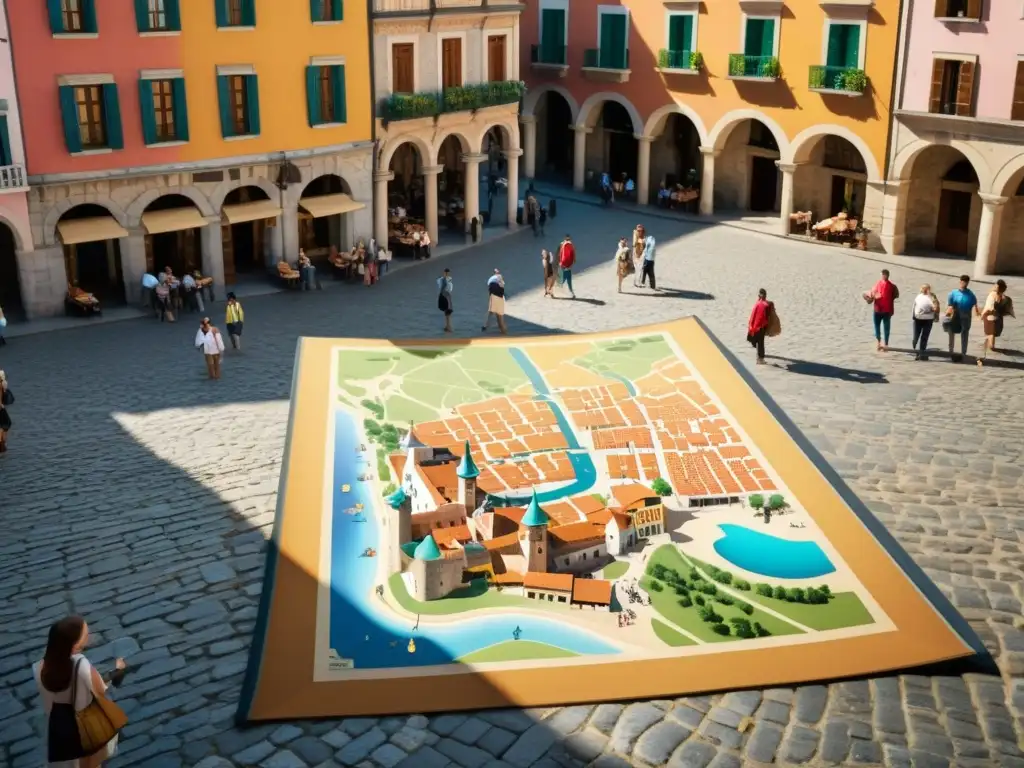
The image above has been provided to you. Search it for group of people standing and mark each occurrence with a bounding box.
[615,224,658,293]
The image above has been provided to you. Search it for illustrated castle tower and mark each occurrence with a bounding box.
[456,440,479,509]
[519,489,550,573]
[384,486,412,575]
[400,423,431,491]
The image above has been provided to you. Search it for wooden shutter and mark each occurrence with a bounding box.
[58,86,82,153]
[744,19,765,56]
[309,0,320,20]
[933,0,946,16]
[1012,60,1024,121]
[217,75,233,136]
[0,116,12,166]
[928,58,945,113]
[242,0,256,26]
[46,0,64,33]
[102,84,123,150]
[965,0,981,19]
[761,18,775,57]
[166,0,181,30]
[138,79,157,144]
[668,15,692,53]
[215,0,229,27]
[173,78,189,141]
[245,75,261,135]
[82,0,98,33]
[333,0,344,20]
[540,9,565,63]
[134,0,150,32]
[392,44,414,93]
[442,38,462,88]
[954,61,975,116]
[333,65,347,123]
[306,66,321,126]
[488,35,507,81]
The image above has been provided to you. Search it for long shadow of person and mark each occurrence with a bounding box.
[766,356,888,384]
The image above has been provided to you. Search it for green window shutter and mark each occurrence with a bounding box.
[309,0,319,21]
[306,66,321,126]
[82,0,98,33]
[600,14,626,68]
[241,0,256,26]
[166,0,181,31]
[138,79,157,144]
[744,19,764,56]
[333,0,343,20]
[333,65,347,124]
[843,24,860,68]
[825,24,843,67]
[0,116,12,166]
[134,0,150,32]
[215,0,229,27]
[47,0,64,33]
[668,15,692,52]
[102,83,123,149]
[245,74,260,135]
[58,85,82,153]
[540,9,564,60]
[761,18,775,57]
[173,78,189,141]
[217,75,233,137]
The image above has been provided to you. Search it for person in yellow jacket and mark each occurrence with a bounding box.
[225,293,245,351]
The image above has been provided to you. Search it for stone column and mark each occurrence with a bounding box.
[280,205,299,266]
[422,165,443,244]
[878,180,909,255]
[120,229,147,304]
[373,170,394,245]
[635,135,654,205]
[974,193,1008,280]
[461,153,486,233]
[572,126,591,191]
[698,146,721,216]
[503,148,523,228]
[776,162,797,236]
[521,116,537,179]
[201,218,227,297]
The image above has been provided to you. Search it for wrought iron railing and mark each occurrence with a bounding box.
[0,164,26,190]
[380,81,526,121]
[531,44,567,66]
[657,49,697,70]
[727,54,780,79]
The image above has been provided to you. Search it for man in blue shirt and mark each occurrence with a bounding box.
[946,274,981,362]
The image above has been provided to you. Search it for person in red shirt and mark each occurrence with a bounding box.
[747,288,772,364]
[557,235,577,299]
[866,269,899,351]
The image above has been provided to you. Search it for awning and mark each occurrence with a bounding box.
[142,207,207,235]
[57,216,130,245]
[221,199,283,225]
[298,193,366,219]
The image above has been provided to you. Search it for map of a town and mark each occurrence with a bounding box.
[238,321,980,721]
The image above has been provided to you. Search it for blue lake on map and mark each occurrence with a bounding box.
[327,409,620,669]
[712,524,837,580]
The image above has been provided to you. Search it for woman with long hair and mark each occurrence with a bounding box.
[541,249,555,297]
[35,616,126,767]
[978,279,1015,366]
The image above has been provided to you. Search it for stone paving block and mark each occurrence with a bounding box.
[369,743,407,768]
[780,724,820,764]
[335,728,387,765]
[435,736,493,768]
[502,722,559,767]
[477,726,517,756]
[607,702,665,754]
[745,721,783,763]
[794,685,829,725]
[632,720,690,765]
[394,746,450,768]
[261,750,307,768]
[430,713,469,736]
[589,703,625,735]
[323,727,352,750]
[545,705,593,736]
[289,736,335,764]
[563,728,607,762]
[451,716,491,744]
[233,740,277,765]
[706,754,741,768]
[721,690,761,717]
[388,726,428,753]
[668,739,718,768]
[669,705,707,729]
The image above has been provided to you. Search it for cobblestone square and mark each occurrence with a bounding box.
[2,199,1023,768]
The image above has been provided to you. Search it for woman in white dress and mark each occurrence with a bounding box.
[34,616,126,767]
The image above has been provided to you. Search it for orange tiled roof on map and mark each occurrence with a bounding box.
[492,572,525,585]
[548,521,605,547]
[572,578,613,605]
[431,524,472,548]
[569,494,605,515]
[524,572,574,592]
[494,507,526,525]
[389,453,406,479]
[611,483,656,510]
[483,532,521,551]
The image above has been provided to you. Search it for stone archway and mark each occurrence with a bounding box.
[58,203,129,305]
[433,131,473,242]
[786,132,874,227]
[297,174,361,256]
[709,116,786,214]
[476,120,518,227]
[527,89,575,181]
[991,155,1024,275]
[220,185,275,283]
[901,147,984,258]
[0,222,23,320]
[141,193,207,279]
[643,105,710,209]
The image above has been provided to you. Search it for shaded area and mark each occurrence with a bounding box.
[767,355,889,384]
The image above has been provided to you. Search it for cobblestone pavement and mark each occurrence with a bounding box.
[2,198,1023,768]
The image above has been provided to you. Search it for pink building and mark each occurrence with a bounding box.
[0,0,32,321]
[882,0,1024,276]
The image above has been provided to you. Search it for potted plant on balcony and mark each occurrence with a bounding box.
[657,48,670,68]
[841,68,868,93]
[689,51,704,71]
[760,56,781,79]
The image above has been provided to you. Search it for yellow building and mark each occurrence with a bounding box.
[611,484,665,537]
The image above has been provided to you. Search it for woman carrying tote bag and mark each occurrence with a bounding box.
[34,616,128,767]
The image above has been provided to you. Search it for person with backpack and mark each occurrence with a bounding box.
[557,234,577,299]
[482,269,508,334]
[747,288,775,365]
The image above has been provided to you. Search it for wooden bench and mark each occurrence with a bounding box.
[277,262,301,289]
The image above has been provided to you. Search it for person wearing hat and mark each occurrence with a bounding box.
[225,293,245,351]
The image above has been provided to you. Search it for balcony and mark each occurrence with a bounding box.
[0,164,27,192]
[380,81,525,122]
[530,44,569,77]
[656,49,703,75]
[727,54,780,81]
[808,65,867,96]
[582,49,631,83]
[372,0,429,12]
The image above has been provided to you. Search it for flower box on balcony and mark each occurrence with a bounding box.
[656,49,702,75]
[808,66,867,96]
[380,81,525,122]
[727,54,780,81]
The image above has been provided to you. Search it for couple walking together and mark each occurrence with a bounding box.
[542,234,578,299]
[615,224,657,292]
[435,267,508,334]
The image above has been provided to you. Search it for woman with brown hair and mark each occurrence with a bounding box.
[34,616,127,766]
[978,279,1015,366]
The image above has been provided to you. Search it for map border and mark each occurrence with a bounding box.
[237,318,986,723]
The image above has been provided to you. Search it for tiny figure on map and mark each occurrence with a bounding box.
[513,626,522,641]
[407,638,416,653]
[375,585,384,599]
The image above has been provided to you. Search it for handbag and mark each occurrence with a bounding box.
[71,658,128,756]
[766,305,782,338]
[942,312,962,334]
[1,388,13,405]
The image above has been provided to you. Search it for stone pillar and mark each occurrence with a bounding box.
[861,180,887,250]
[18,245,67,318]
[503,148,523,228]
[201,219,226,297]
[279,205,299,265]
[461,153,486,233]
[974,194,1008,280]
[373,170,393,246]
[120,229,147,304]
[572,126,591,191]
[521,116,537,179]
[698,146,721,216]
[422,165,443,244]
[776,162,797,236]
[878,180,909,255]
[635,135,654,205]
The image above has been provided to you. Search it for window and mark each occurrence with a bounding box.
[929,58,975,116]
[441,37,463,89]
[392,43,415,93]
[149,0,166,29]
[538,6,567,65]
[0,116,13,166]
[557,596,567,603]
[311,0,343,22]
[527,591,535,598]
[487,35,507,81]
[216,0,255,28]
[306,64,347,126]
[825,23,862,69]
[136,0,181,32]
[139,76,188,144]
[597,10,628,69]
[744,17,776,58]
[229,76,247,133]
[934,0,981,19]
[1013,60,1024,121]
[152,80,174,140]
[58,81,123,153]
[47,0,97,34]
[667,13,695,55]
[217,72,260,137]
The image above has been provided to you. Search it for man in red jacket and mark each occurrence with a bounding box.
[557,234,577,299]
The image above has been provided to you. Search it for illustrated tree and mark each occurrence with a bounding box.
[748,493,765,509]
[768,494,786,511]
[650,477,673,497]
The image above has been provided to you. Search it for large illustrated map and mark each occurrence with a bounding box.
[238,319,981,722]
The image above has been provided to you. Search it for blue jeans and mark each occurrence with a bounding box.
[873,312,892,344]
[561,268,573,293]
[948,313,972,356]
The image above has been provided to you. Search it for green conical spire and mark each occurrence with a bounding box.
[456,440,480,480]
[413,534,442,561]
[521,488,549,528]
[385,486,408,509]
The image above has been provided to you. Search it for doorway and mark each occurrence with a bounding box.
[540,91,572,179]
[936,189,971,255]
[144,194,202,277]
[59,204,127,305]
[749,157,779,211]
[221,187,270,284]
[0,224,22,320]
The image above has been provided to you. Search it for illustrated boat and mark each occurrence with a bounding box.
[343,507,359,515]
[355,503,364,510]
[357,473,371,481]
[341,484,351,493]
[361,547,377,557]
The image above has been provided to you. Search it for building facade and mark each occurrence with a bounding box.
[883,0,1024,276]
[519,0,898,241]
[0,0,32,321]
[10,0,373,318]
[370,0,523,248]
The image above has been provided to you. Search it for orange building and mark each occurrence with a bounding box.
[519,0,897,242]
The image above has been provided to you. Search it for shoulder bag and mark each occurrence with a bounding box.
[1,387,13,405]
[766,305,782,338]
[72,657,128,756]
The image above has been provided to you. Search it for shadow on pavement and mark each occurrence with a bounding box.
[766,356,889,384]
[636,288,715,301]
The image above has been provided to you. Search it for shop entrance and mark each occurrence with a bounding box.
[142,194,204,278]
[221,186,275,285]
[58,204,127,305]
[0,224,23,320]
